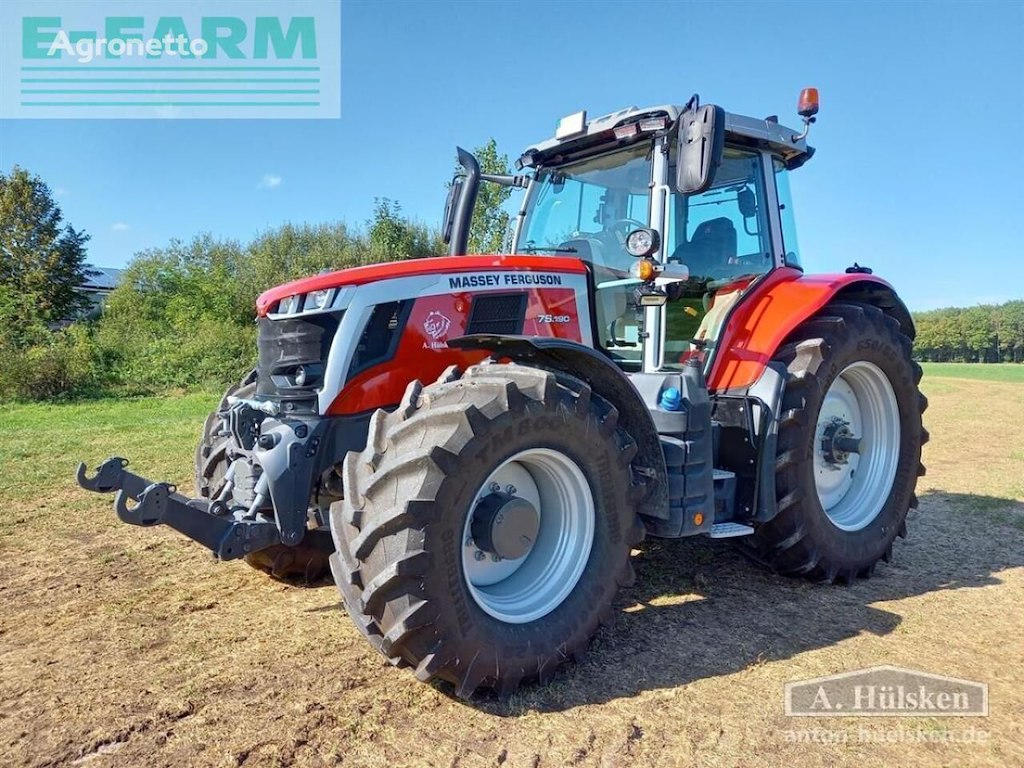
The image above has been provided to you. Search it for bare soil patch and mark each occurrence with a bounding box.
[1,379,1021,767]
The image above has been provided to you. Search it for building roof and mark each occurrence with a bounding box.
[82,266,125,291]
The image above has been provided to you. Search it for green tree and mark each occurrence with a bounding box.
[93,211,443,393]
[0,166,91,324]
[367,198,440,260]
[912,299,1024,363]
[1001,301,1024,363]
[454,139,513,255]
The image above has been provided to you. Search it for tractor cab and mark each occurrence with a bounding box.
[446,92,818,375]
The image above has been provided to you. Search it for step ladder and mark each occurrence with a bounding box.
[709,522,755,538]
[708,468,753,537]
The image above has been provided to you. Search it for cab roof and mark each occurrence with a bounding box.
[521,102,813,170]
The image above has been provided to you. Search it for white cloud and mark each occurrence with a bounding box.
[110,222,129,231]
[258,173,282,189]
[54,187,68,198]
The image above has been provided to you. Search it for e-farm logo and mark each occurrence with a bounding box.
[0,0,341,119]
[24,16,317,64]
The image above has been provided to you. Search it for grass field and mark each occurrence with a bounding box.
[1,378,1022,767]
[919,362,1024,383]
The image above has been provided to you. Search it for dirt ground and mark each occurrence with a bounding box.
[1,376,1022,768]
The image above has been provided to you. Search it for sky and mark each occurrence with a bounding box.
[1,0,1022,311]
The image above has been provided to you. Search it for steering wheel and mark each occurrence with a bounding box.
[610,218,647,234]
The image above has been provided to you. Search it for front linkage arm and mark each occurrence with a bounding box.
[76,457,281,560]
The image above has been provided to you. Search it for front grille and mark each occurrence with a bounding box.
[256,312,342,410]
[466,293,527,335]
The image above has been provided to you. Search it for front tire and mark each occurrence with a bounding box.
[329,363,645,698]
[750,303,928,582]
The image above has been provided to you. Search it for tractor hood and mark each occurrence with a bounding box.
[255,254,588,317]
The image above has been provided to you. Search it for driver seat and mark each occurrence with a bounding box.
[676,217,737,278]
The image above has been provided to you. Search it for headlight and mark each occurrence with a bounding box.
[625,228,660,258]
[305,288,334,311]
[278,294,301,314]
[275,289,335,316]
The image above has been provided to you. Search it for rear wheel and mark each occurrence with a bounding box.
[194,372,330,583]
[329,363,645,697]
[750,303,928,582]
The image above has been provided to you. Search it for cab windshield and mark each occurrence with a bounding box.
[515,142,654,364]
[513,142,778,370]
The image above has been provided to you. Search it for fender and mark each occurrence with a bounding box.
[448,334,669,520]
[707,267,915,391]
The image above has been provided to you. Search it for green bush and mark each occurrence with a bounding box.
[0,324,105,400]
[90,218,441,395]
[3,214,444,400]
[97,319,256,392]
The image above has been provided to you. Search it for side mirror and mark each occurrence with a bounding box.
[676,104,725,195]
[441,175,464,245]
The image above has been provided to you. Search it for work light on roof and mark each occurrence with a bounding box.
[638,116,667,132]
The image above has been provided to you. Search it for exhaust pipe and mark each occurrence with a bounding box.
[448,147,480,257]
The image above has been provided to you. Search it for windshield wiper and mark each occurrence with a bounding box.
[520,244,578,254]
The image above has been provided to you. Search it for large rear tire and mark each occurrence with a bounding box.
[329,363,645,698]
[750,302,928,582]
[194,372,330,583]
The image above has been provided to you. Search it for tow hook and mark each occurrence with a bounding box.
[76,457,281,559]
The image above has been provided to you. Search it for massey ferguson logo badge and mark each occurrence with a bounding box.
[423,311,452,341]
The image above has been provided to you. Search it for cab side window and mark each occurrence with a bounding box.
[773,157,802,268]
[668,148,771,280]
[662,148,774,369]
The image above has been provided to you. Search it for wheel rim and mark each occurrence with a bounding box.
[814,361,901,531]
[461,448,595,624]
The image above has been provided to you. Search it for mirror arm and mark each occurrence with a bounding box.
[480,173,530,189]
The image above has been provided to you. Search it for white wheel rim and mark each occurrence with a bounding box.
[461,448,595,624]
[814,361,901,531]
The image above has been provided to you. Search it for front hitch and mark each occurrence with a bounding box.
[76,457,281,560]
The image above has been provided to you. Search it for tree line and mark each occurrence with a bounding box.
[0,141,512,400]
[912,301,1024,363]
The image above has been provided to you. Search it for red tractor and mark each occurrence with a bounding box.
[79,90,927,698]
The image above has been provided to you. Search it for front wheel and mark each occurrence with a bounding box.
[750,302,928,582]
[329,363,645,698]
